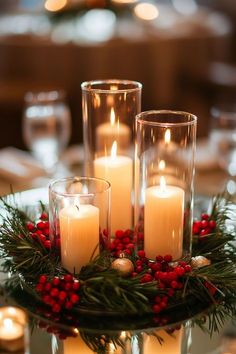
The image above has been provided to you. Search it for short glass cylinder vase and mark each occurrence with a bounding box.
[81,80,142,234]
[0,306,29,354]
[134,110,197,261]
[49,176,111,274]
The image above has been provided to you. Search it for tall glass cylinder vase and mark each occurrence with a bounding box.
[81,80,142,235]
[49,176,111,274]
[134,110,197,260]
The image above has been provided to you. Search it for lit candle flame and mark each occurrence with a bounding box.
[110,108,115,126]
[3,318,13,330]
[158,160,166,171]
[111,141,117,160]
[164,129,171,145]
[134,2,159,21]
[160,176,166,192]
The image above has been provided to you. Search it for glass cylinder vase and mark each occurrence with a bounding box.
[49,176,111,274]
[134,110,197,261]
[81,80,142,235]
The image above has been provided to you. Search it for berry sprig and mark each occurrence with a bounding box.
[26,212,53,250]
[35,274,80,313]
[192,213,216,237]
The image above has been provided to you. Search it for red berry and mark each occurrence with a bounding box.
[199,229,210,237]
[65,301,73,310]
[154,271,160,280]
[127,243,135,250]
[175,266,185,277]
[50,288,59,297]
[70,294,80,304]
[36,284,44,292]
[136,266,143,273]
[44,240,51,249]
[52,277,60,286]
[153,304,161,313]
[42,295,51,305]
[138,250,146,258]
[26,222,35,231]
[117,243,124,250]
[124,249,131,255]
[192,225,200,235]
[124,229,132,237]
[64,274,73,282]
[52,304,61,313]
[131,272,138,277]
[160,301,167,309]
[122,237,130,244]
[151,263,161,272]
[64,283,72,291]
[39,275,47,283]
[141,274,153,283]
[37,221,46,230]
[43,228,50,237]
[168,289,174,296]
[44,282,52,292]
[154,296,161,303]
[115,230,124,238]
[31,233,38,240]
[156,256,163,262]
[209,220,216,229]
[184,265,192,273]
[168,271,177,281]
[171,280,178,289]
[201,220,208,229]
[179,261,187,267]
[72,281,80,291]
[136,260,143,267]
[201,213,209,220]
[164,255,172,263]
[58,291,67,302]
[137,232,144,240]
[40,212,48,220]
[39,234,46,243]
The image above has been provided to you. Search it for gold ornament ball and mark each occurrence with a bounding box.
[111,258,134,277]
[191,256,211,269]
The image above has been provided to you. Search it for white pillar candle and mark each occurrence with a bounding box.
[59,204,99,273]
[144,177,184,260]
[94,141,133,234]
[143,329,183,354]
[95,108,131,151]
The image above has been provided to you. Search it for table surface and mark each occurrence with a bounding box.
[0,153,235,354]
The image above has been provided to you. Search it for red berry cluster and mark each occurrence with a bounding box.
[108,229,144,257]
[26,212,53,250]
[130,251,192,314]
[35,274,80,314]
[192,213,216,237]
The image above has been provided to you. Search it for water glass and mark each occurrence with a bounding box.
[210,106,236,176]
[22,90,71,175]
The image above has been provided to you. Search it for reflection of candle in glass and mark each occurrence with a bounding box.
[143,329,183,354]
[0,307,28,353]
[94,141,133,234]
[59,204,99,273]
[96,108,131,151]
[144,176,184,260]
[0,319,23,340]
[63,334,94,354]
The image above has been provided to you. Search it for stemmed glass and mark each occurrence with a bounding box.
[22,90,71,178]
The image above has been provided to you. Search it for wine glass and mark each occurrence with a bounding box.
[22,90,71,177]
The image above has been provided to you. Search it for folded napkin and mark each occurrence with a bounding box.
[0,147,46,182]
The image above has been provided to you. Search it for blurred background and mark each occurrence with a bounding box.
[0,0,236,148]
[0,0,236,195]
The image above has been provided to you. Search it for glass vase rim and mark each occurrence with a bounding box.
[49,176,111,197]
[81,79,142,93]
[136,110,197,127]
[24,90,66,104]
[0,306,28,323]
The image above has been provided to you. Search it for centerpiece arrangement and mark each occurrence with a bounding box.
[0,80,236,354]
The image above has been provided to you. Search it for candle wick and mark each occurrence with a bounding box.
[76,205,80,212]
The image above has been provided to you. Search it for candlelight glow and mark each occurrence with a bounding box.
[164,129,171,144]
[3,318,13,330]
[134,2,159,21]
[45,0,67,12]
[111,141,117,159]
[160,176,166,191]
[158,160,166,171]
[110,108,115,126]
